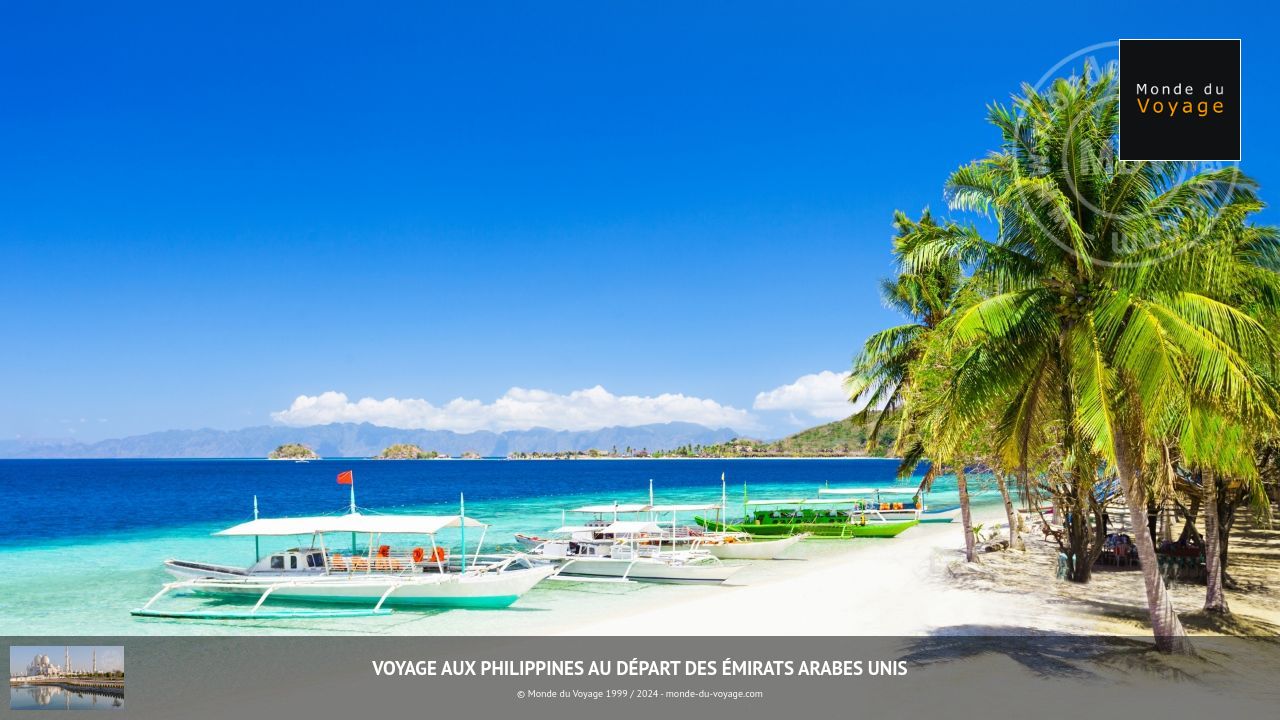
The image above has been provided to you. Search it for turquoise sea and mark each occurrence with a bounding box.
[0,459,1008,635]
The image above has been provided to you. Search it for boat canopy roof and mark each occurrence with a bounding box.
[551,525,599,534]
[567,502,725,514]
[746,497,861,506]
[818,487,917,496]
[603,521,664,534]
[568,503,651,513]
[214,513,486,537]
[550,521,669,534]
[649,503,721,512]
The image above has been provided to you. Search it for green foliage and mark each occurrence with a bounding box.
[267,443,318,460]
[504,416,896,459]
[376,443,440,459]
[656,414,897,458]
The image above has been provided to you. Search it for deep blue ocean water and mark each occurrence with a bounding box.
[0,458,954,547]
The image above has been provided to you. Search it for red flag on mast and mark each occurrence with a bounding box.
[337,470,353,485]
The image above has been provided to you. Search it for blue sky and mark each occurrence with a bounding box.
[10,646,124,675]
[2,2,1277,441]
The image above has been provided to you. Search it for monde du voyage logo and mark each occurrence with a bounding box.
[1119,39,1241,161]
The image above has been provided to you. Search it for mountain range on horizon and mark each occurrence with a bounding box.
[0,422,743,459]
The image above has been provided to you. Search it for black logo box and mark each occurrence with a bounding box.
[1119,39,1240,161]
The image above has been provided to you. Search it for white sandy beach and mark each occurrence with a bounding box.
[562,502,1280,640]
[565,506,1092,636]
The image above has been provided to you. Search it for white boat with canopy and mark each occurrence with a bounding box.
[515,476,803,568]
[647,501,807,559]
[648,476,808,559]
[816,486,960,523]
[133,494,554,620]
[517,505,741,584]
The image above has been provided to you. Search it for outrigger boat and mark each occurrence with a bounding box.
[816,487,961,524]
[649,502,808,560]
[518,504,806,561]
[694,490,919,539]
[516,503,742,584]
[648,476,808,559]
[133,493,554,620]
[515,473,806,562]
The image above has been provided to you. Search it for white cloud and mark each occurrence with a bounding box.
[271,386,757,433]
[752,370,852,422]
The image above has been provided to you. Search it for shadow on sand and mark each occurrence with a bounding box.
[898,626,1279,687]
[900,629,1151,682]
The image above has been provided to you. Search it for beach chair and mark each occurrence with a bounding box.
[328,553,349,572]
[374,545,398,572]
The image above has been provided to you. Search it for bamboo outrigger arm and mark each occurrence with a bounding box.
[130,579,396,620]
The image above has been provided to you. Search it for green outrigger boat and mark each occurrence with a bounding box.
[694,496,919,539]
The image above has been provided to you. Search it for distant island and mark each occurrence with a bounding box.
[267,443,319,460]
[0,421,738,459]
[507,414,897,459]
[375,443,447,460]
[2,417,893,460]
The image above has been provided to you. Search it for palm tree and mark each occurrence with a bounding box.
[1171,209,1280,613]
[847,212,979,558]
[899,64,1278,652]
[847,210,963,445]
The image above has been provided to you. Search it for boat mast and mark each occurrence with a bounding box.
[721,472,727,529]
[253,495,260,562]
[459,493,467,572]
[349,472,357,553]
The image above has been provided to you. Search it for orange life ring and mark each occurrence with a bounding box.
[428,546,448,563]
[412,547,425,563]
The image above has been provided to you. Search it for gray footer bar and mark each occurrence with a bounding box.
[5,635,1277,719]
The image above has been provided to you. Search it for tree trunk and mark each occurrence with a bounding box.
[1064,493,1092,582]
[1177,495,1201,545]
[1147,499,1160,551]
[997,472,1022,550]
[1216,488,1240,590]
[1203,473,1228,613]
[957,466,977,562]
[1114,428,1193,654]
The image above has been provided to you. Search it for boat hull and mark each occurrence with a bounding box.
[513,533,544,550]
[693,516,918,538]
[705,533,806,560]
[163,561,555,608]
[919,505,961,523]
[548,557,741,583]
